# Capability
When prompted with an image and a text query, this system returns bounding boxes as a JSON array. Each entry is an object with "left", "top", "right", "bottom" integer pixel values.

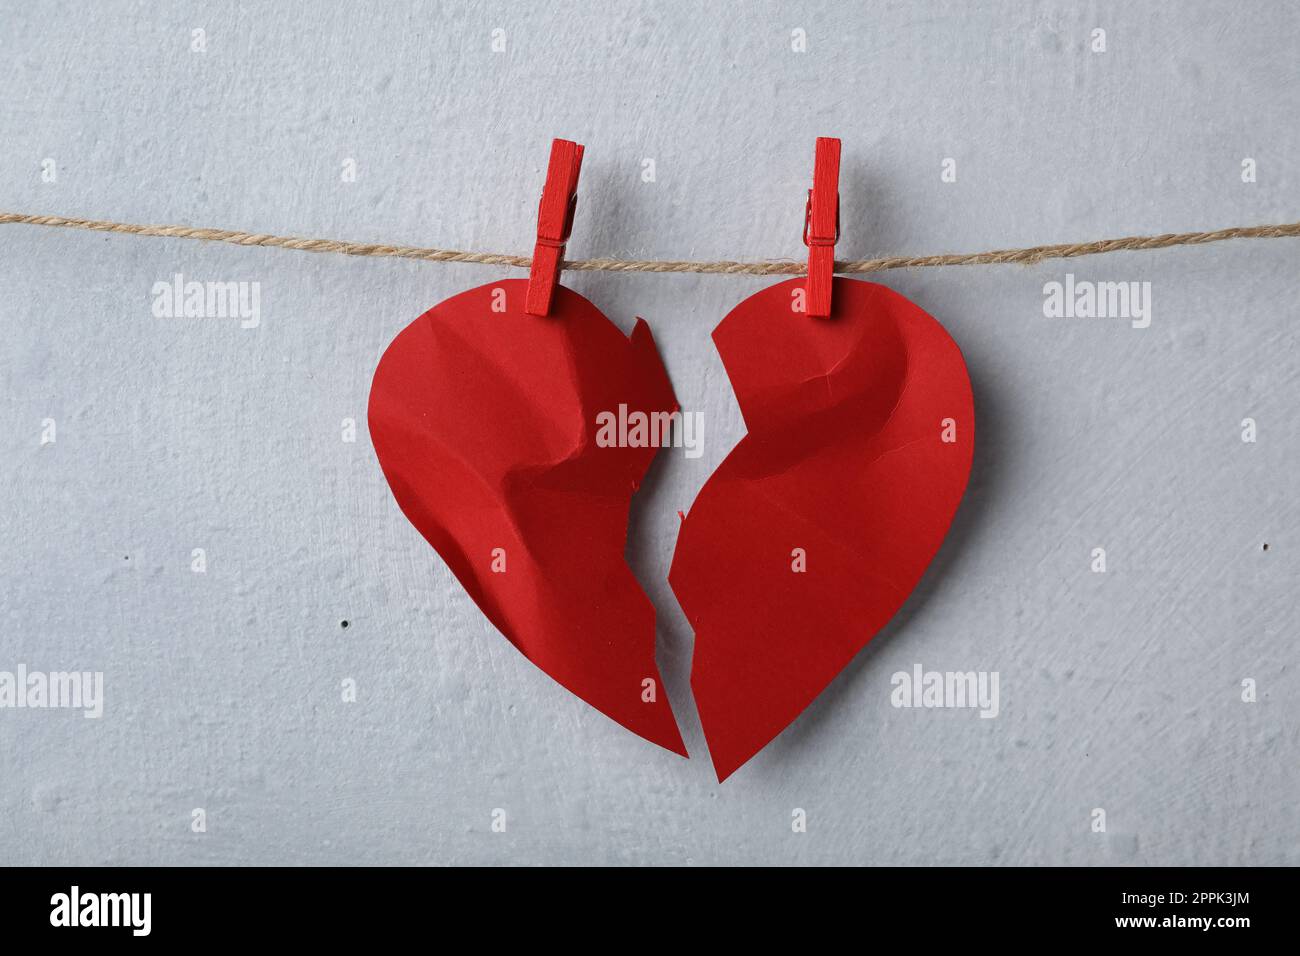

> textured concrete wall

[{"left": 0, "top": 0, "right": 1295, "bottom": 865}]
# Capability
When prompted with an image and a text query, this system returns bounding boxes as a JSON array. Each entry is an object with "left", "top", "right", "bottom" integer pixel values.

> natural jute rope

[{"left": 2, "top": 212, "right": 1297, "bottom": 275}]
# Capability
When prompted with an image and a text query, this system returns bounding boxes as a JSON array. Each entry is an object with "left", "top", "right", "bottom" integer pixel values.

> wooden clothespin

[
  {"left": 525, "top": 139, "right": 584, "bottom": 316},
  {"left": 803, "top": 137, "right": 841, "bottom": 318}
]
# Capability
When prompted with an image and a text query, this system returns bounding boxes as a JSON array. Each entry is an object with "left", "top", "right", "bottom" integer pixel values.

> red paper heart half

[
  {"left": 369, "top": 278, "right": 687, "bottom": 757},
  {"left": 669, "top": 277, "right": 974, "bottom": 781}
]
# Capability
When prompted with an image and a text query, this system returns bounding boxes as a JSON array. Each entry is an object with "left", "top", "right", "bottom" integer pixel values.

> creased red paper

[
  {"left": 669, "top": 277, "right": 974, "bottom": 780},
  {"left": 369, "top": 278, "right": 687, "bottom": 757}
]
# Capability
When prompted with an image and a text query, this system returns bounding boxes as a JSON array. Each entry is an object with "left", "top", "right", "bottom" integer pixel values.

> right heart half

[{"left": 669, "top": 276, "right": 975, "bottom": 781}]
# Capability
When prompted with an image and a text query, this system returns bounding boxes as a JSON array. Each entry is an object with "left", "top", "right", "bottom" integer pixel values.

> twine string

[{"left": 2, "top": 212, "right": 1297, "bottom": 276}]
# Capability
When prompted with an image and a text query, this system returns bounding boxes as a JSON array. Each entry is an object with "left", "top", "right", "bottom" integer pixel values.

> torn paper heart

[
  {"left": 669, "top": 277, "right": 974, "bottom": 781},
  {"left": 369, "top": 278, "right": 687, "bottom": 757}
]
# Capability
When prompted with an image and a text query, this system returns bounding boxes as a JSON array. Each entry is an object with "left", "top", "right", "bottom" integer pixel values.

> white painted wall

[{"left": 0, "top": 0, "right": 1295, "bottom": 864}]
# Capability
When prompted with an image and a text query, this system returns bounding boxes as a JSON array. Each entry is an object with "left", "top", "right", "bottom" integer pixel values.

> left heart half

[{"left": 369, "top": 277, "right": 688, "bottom": 757}]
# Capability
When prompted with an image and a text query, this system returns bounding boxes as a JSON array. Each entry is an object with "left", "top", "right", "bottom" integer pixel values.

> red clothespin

[
  {"left": 525, "top": 138, "right": 584, "bottom": 316},
  {"left": 803, "top": 137, "right": 841, "bottom": 318}
]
